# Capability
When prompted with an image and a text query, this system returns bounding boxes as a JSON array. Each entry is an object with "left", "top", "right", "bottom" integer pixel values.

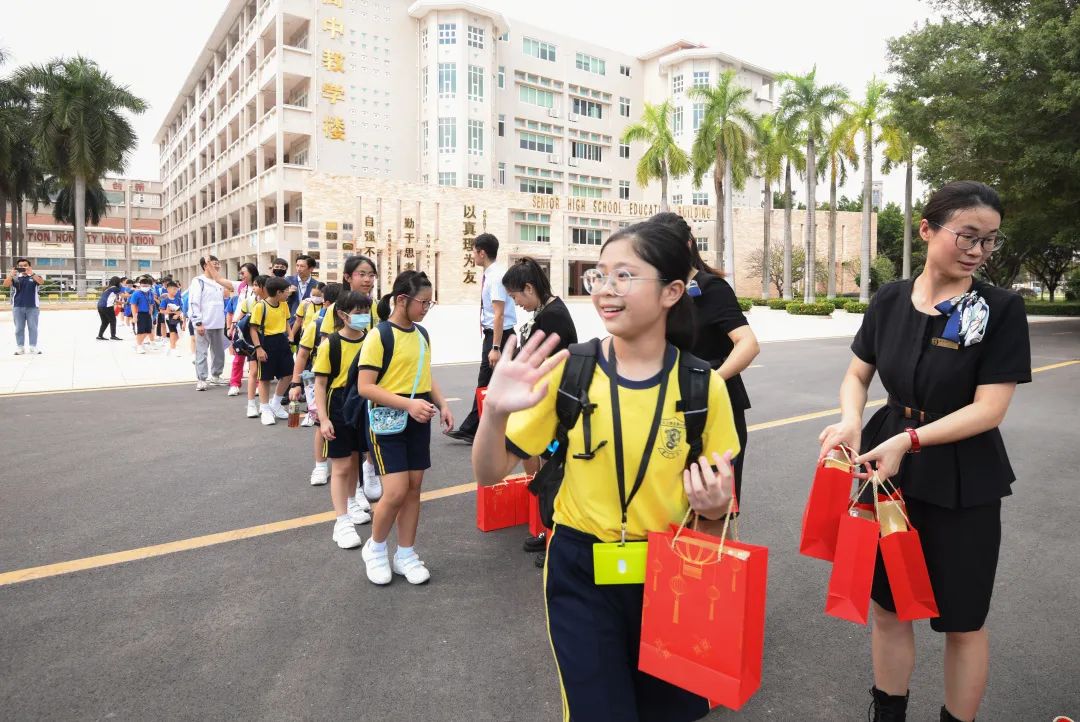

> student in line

[
  {"left": 290, "top": 283, "right": 343, "bottom": 486},
  {"left": 129, "top": 277, "right": 156, "bottom": 354},
  {"left": 239, "top": 275, "right": 269, "bottom": 418},
  {"left": 118, "top": 277, "right": 133, "bottom": 332},
  {"left": 248, "top": 276, "right": 295, "bottom": 425},
  {"left": 472, "top": 221, "right": 740, "bottom": 722},
  {"left": 357, "top": 271, "right": 454, "bottom": 586},
  {"left": 501, "top": 256, "right": 579, "bottom": 565},
  {"left": 289, "top": 281, "right": 326, "bottom": 348},
  {"left": 314, "top": 290, "right": 376, "bottom": 549},
  {"left": 95, "top": 276, "right": 123, "bottom": 341},
  {"left": 228, "top": 263, "right": 260, "bottom": 396},
  {"left": 161, "top": 281, "right": 184, "bottom": 356}
]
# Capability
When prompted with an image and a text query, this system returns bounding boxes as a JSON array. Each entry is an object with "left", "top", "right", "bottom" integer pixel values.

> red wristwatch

[{"left": 905, "top": 427, "right": 921, "bottom": 454}]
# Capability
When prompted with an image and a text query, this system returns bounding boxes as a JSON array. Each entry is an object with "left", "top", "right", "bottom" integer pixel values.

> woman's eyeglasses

[
  {"left": 930, "top": 222, "right": 1006, "bottom": 252},
  {"left": 582, "top": 268, "right": 667, "bottom": 297}
]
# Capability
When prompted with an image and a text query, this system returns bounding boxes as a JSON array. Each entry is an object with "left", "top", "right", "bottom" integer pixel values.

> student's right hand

[
  {"left": 196, "top": 326, "right": 206, "bottom": 337},
  {"left": 256, "top": 347, "right": 267, "bottom": 362},
  {"left": 407, "top": 398, "right": 436, "bottom": 423},
  {"left": 483, "top": 332, "right": 568, "bottom": 416},
  {"left": 321, "top": 419, "right": 336, "bottom": 440},
  {"left": 289, "top": 386, "right": 303, "bottom": 402},
  {"left": 817, "top": 421, "right": 861, "bottom": 463}
]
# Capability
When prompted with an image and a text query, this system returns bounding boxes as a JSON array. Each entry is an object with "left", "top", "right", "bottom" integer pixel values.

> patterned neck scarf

[{"left": 934, "top": 289, "right": 989, "bottom": 346}]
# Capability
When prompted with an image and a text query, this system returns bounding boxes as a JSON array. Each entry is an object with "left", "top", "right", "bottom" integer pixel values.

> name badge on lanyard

[{"left": 593, "top": 341, "right": 669, "bottom": 585}]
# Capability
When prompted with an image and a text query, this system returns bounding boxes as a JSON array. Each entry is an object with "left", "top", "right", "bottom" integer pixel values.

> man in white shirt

[
  {"left": 188, "top": 254, "right": 235, "bottom": 391},
  {"left": 448, "top": 233, "right": 517, "bottom": 443}
]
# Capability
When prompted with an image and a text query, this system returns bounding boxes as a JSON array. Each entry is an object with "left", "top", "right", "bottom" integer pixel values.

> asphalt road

[{"left": 1, "top": 320, "right": 1077, "bottom": 721}]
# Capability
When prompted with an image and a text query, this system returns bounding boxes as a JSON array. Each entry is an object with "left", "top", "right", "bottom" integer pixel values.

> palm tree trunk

[
  {"left": 74, "top": 174, "right": 87, "bottom": 295},
  {"left": 713, "top": 161, "right": 725, "bottom": 280},
  {"left": 0, "top": 192, "right": 8, "bottom": 273},
  {"left": 902, "top": 157, "right": 913, "bottom": 279},
  {"left": 859, "top": 129, "right": 873, "bottom": 303},
  {"left": 762, "top": 180, "right": 772, "bottom": 300},
  {"left": 804, "top": 137, "right": 817, "bottom": 303},
  {"left": 660, "top": 159, "right": 669, "bottom": 213},
  {"left": 14, "top": 199, "right": 23, "bottom": 259},
  {"left": 827, "top": 162, "right": 838, "bottom": 298},
  {"left": 783, "top": 162, "right": 793, "bottom": 300},
  {"left": 722, "top": 157, "right": 735, "bottom": 293}
]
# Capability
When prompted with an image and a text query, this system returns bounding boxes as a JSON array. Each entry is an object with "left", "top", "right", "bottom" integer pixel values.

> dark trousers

[
  {"left": 458, "top": 327, "right": 516, "bottom": 436},
  {"left": 96, "top": 307, "right": 117, "bottom": 338},
  {"left": 732, "top": 407, "right": 748, "bottom": 505}
]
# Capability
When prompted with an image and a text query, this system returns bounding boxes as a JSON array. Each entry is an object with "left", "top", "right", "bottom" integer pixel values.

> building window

[
  {"left": 619, "top": 180, "right": 630, "bottom": 200},
  {"left": 575, "top": 52, "right": 606, "bottom": 75},
  {"left": 672, "top": 193, "right": 683, "bottom": 205},
  {"left": 498, "top": 114, "right": 505, "bottom": 137},
  {"left": 468, "top": 65, "right": 484, "bottom": 101},
  {"left": 421, "top": 67, "right": 428, "bottom": 100},
  {"left": 421, "top": 120, "right": 428, "bottom": 152},
  {"left": 692, "top": 103, "right": 705, "bottom": 131},
  {"left": 521, "top": 178, "right": 555, "bottom": 194},
  {"left": 696, "top": 237, "right": 709, "bottom": 252},
  {"left": 515, "top": 212, "right": 552, "bottom": 243},
  {"left": 498, "top": 161, "right": 506, "bottom": 185},
  {"left": 619, "top": 143, "right": 630, "bottom": 159},
  {"left": 571, "top": 140, "right": 602, "bottom": 161},
  {"left": 519, "top": 84, "right": 555, "bottom": 108},
  {"left": 693, "top": 71, "right": 710, "bottom": 88},
  {"left": 499, "top": 31, "right": 509, "bottom": 41},
  {"left": 439, "top": 172, "right": 457, "bottom": 186},
  {"left": 523, "top": 37, "right": 556, "bottom": 62},
  {"left": 571, "top": 184, "right": 603, "bottom": 198},
  {"left": 438, "top": 117, "right": 456, "bottom": 153},
  {"left": 672, "top": 74, "right": 684, "bottom": 94},
  {"left": 519, "top": 131, "right": 554, "bottom": 154},
  {"left": 619, "top": 96, "right": 630, "bottom": 117},
  {"left": 692, "top": 192, "right": 709, "bottom": 205},
  {"left": 468, "top": 173, "right": 484, "bottom": 189},
  {"left": 438, "top": 23, "right": 456, "bottom": 45},
  {"left": 421, "top": 27, "right": 428, "bottom": 51},
  {"left": 672, "top": 107, "right": 683, "bottom": 135},
  {"left": 467, "top": 25, "right": 484, "bottom": 49},
  {"left": 571, "top": 227, "right": 604, "bottom": 245},
  {"left": 438, "top": 63, "right": 456, "bottom": 97},
  {"left": 468, "top": 120, "right": 484, "bottom": 155},
  {"left": 572, "top": 97, "right": 603, "bottom": 119},
  {"left": 498, "top": 66, "right": 505, "bottom": 89},
  {"left": 619, "top": 64, "right": 631, "bottom": 77}
]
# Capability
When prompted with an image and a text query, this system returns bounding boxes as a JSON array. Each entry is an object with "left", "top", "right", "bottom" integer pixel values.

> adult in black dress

[
  {"left": 652, "top": 212, "right": 760, "bottom": 506},
  {"left": 818, "top": 182, "right": 1031, "bottom": 722},
  {"left": 503, "top": 257, "right": 579, "bottom": 565}
]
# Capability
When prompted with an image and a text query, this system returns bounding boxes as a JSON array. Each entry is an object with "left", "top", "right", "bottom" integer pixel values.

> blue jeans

[{"left": 13, "top": 306, "right": 40, "bottom": 348}]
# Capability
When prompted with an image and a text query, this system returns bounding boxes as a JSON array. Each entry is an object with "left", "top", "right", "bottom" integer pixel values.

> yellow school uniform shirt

[
  {"left": 295, "top": 299, "right": 321, "bottom": 330},
  {"left": 358, "top": 322, "right": 432, "bottom": 395},
  {"left": 506, "top": 345, "right": 741, "bottom": 543},
  {"left": 319, "top": 302, "right": 337, "bottom": 336},
  {"left": 298, "top": 317, "right": 320, "bottom": 351},
  {"left": 250, "top": 299, "right": 289, "bottom": 336},
  {"left": 312, "top": 333, "right": 365, "bottom": 389}
]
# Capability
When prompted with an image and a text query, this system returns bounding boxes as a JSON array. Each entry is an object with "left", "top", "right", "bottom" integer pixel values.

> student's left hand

[
  {"left": 439, "top": 404, "right": 454, "bottom": 433},
  {"left": 321, "top": 419, "right": 336, "bottom": 441},
  {"left": 683, "top": 451, "right": 735, "bottom": 519},
  {"left": 853, "top": 433, "right": 912, "bottom": 482}
]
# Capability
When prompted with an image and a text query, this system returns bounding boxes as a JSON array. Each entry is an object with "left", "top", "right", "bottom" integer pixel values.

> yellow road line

[{"left": 1, "top": 358, "right": 1075, "bottom": 587}]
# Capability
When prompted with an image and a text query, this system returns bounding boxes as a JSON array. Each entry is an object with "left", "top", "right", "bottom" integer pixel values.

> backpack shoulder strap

[
  {"left": 675, "top": 349, "right": 712, "bottom": 466},
  {"left": 328, "top": 332, "right": 343, "bottom": 382},
  {"left": 415, "top": 323, "right": 430, "bottom": 344},
  {"left": 375, "top": 321, "right": 396, "bottom": 383},
  {"left": 556, "top": 339, "right": 605, "bottom": 460}
]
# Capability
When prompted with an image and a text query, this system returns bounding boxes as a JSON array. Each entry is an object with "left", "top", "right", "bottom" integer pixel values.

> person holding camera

[
  {"left": 4, "top": 258, "right": 44, "bottom": 355},
  {"left": 187, "top": 254, "right": 235, "bottom": 391}
]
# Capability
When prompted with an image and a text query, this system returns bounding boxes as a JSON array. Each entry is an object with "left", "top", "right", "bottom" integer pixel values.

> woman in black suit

[{"left": 819, "top": 181, "right": 1031, "bottom": 722}]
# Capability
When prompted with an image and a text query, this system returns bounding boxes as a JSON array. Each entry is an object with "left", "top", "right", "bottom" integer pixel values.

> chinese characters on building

[
  {"left": 462, "top": 204, "right": 477, "bottom": 284},
  {"left": 320, "top": 0, "right": 346, "bottom": 141}
]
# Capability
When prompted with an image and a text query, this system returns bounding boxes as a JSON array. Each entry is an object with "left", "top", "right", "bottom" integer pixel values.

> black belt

[{"left": 886, "top": 397, "right": 944, "bottom": 424}]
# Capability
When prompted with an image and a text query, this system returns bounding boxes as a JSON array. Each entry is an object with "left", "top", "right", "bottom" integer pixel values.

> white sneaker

[
  {"left": 165, "top": 348, "right": 173, "bottom": 357},
  {"left": 271, "top": 403, "right": 289, "bottom": 420},
  {"left": 309, "top": 464, "right": 329, "bottom": 486},
  {"left": 362, "top": 539, "right": 392, "bottom": 585},
  {"left": 333, "top": 517, "right": 362, "bottom": 549},
  {"left": 227, "top": 386, "right": 240, "bottom": 396},
  {"left": 246, "top": 399, "right": 259, "bottom": 418},
  {"left": 260, "top": 407, "right": 276, "bottom": 425},
  {"left": 300, "top": 415, "right": 315, "bottom": 427},
  {"left": 29, "top": 346, "right": 41, "bottom": 354},
  {"left": 209, "top": 376, "right": 227, "bottom": 386},
  {"left": 196, "top": 380, "right": 208, "bottom": 391},
  {"left": 347, "top": 497, "right": 372, "bottom": 525},
  {"left": 362, "top": 460, "right": 383, "bottom": 502},
  {"left": 137, "top": 346, "right": 146, "bottom": 355},
  {"left": 392, "top": 550, "right": 431, "bottom": 585},
  {"left": 349, "top": 491, "right": 372, "bottom": 513},
  {"left": 13, "top": 348, "right": 24, "bottom": 355}
]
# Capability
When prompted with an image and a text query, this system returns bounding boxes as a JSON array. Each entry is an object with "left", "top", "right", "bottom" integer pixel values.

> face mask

[
  {"left": 272, "top": 268, "right": 287, "bottom": 277},
  {"left": 347, "top": 313, "right": 371, "bottom": 330},
  {"left": 140, "top": 285, "right": 151, "bottom": 291},
  {"left": 310, "top": 296, "right": 324, "bottom": 304}
]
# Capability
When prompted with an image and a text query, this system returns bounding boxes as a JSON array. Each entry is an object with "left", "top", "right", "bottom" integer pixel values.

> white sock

[
  {"left": 315, "top": 460, "right": 329, "bottom": 471},
  {"left": 260, "top": 403, "right": 272, "bottom": 412},
  {"left": 395, "top": 545, "right": 414, "bottom": 559},
  {"left": 363, "top": 459, "right": 376, "bottom": 477},
  {"left": 336, "top": 514, "right": 350, "bottom": 524},
  {"left": 370, "top": 539, "right": 387, "bottom": 553}
]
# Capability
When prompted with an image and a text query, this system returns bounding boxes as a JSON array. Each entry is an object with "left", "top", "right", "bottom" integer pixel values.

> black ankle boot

[
  {"left": 868, "top": 687, "right": 908, "bottom": 721},
  {"left": 940, "top": 705, "right": 971, "bottom": 722}
]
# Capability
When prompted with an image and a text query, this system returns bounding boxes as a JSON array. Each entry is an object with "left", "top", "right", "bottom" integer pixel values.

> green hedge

[
  {"left": 737, "top": 299, "right": 753, "bottom": 312},
  {"left": 1024, "top": 302, "right": 1080, "bottom": 316},
  {"left": 751, "top": 298, "right": 769, "bottom": 306},
  {"left": 844, "top": 301, "right": 870, "bottom": 314},
  {"left": 787, "top": 302, "right": 835, "bottom": 316},
  {"left": 824, "top": 298, "right": 852, "bottom": 310},
  {"left": 767, "top": 298, "right": 793, "bottom": 310}
]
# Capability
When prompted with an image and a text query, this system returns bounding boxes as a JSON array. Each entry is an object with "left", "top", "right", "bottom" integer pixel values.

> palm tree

[
  {"left": 819, "top": 117, "right": 859, "bottom": 297},
  {"left": 847, "top": 77, "right": 888, "bottom": 302},
  {"left": 775, "top": 115, "right": 806, "bottom": 300},
  {"left": 753, "top": 113, "right": 785, "bottom": 299},
  {"left": 44, "top": 176, "right": 109, "bottom": 226},
  {"left": 690, "top": 69, "right": 756, "bottom": 288},
  {"left": 777, "top": 67, "right": 848, "bottom": 302},
  {"left": 880, "top": 114, "right": 918, "bottom": 279},
  {"left": 16, "top": 56, "right": 146, "bottom": 295},
  {"left": 620, "top": 100, "right": 691, "bottom": 213}
]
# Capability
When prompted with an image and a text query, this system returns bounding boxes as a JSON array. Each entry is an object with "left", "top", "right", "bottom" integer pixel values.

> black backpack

[
  {"left": 527, "top": 338, "right": 712, "bottom": 528},
  {"left": 337, "top": 321, "right": 430, "bottom": 429}
]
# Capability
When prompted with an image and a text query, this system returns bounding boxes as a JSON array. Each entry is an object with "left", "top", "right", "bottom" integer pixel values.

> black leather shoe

[
  {"left": 446, "top": 429, "right": 475, "bottom": 444},
  {"left": 523, "top": 533, "right": 546, "bottom": 553},
  {"left": 869, "top": 687, "right": 908, "bottom": 721},
  {"left": 939, "top": 706, "right": 969, "bottom": 722}
]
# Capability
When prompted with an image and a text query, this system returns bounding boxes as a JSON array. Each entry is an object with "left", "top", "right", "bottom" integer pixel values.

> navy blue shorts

[
  {"left": 544, "top": 525, "right": 711, "bottom": 722},
  {"left": 366, "top": 395, "right": 432, "bottom": 475},
  {"left": 257, "top": 333, "right": 294, "bottom": 381},
  {"left": 323, "top": 390, "right": 368, "bottom": 459},
  {"left": 136, "top": 312, "right": 153, "bottom": 335}
]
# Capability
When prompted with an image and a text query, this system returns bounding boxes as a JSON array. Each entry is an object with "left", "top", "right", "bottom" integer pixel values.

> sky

[{"left": 1, "top": 0, "right": 938, "bottom": 206}]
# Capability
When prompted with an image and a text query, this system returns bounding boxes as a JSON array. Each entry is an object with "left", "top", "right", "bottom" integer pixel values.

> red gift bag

[
  {"left": 527, "top": 493, "right": 550, "bottom": 539},
  {"left": 799, "top": 447, "right": 857, "bottom": 561},
  {"left": 640, "top": 519, "right": 768, "bottom": 710},
  {"left": 825, "top": 508, "right": 880, "bottom": 624},
  {"left": 476, "top": 387, "right": 488, "bottom": 417},
  {"left": 476, "top": 474, "right": 531, "bottom": 532},
  {"left": 875, "top": 478, "right": 938, "bottom": 621}
]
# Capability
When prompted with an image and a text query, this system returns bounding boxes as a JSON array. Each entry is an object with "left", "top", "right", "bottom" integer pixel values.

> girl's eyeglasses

[
  {"left": 582, "top": 268, "right": 667, "bottom": 297},
  {"left": 407, "top": 296, "right": 436, "bottom": 310}
]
